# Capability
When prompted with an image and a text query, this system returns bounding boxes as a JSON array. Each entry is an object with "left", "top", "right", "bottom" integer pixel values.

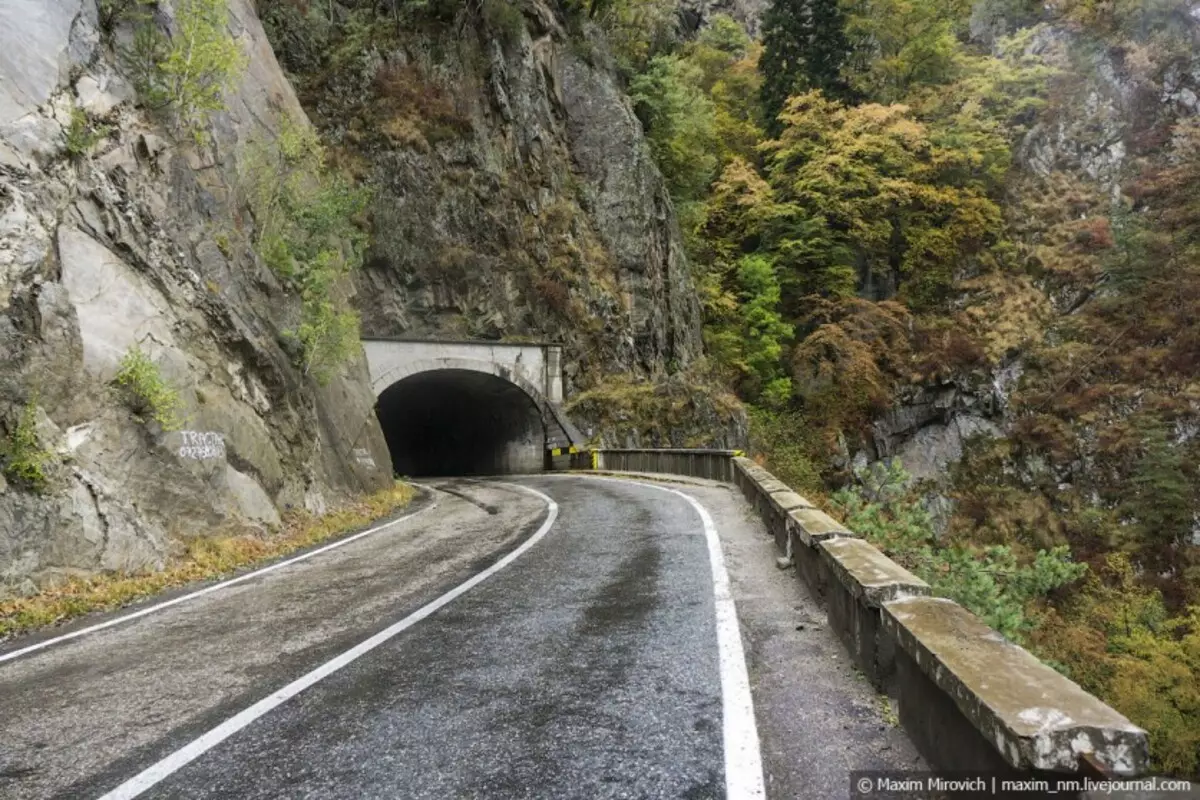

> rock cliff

[
  {"left": 260, "top": 0, "right": 705, "bottom": 396},
  {"left": 0, "top": 0, "right": 394, "bottom": 594}
]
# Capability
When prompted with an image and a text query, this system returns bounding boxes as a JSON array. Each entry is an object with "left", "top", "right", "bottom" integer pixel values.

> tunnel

[{"left": 374, "top": 368, "right": 546, "bottom": 477}]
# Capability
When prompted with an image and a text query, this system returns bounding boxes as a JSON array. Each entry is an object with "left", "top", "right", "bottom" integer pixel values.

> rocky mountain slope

[
  {"left": 264, "top": 1, "right": 703, "bottom": 389},
  {"left": 257, "top": 0, "right": 744, "bottom": 447},
  {"left": 0, "top": 0, "right": 400, "bottom": 594}
]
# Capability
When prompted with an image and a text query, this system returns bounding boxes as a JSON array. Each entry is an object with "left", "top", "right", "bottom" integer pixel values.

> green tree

[
  {"left": 761, "top": 0, "right": 812, "bottom": 136},
  {"left": 759, "top": 0, "right": 853, "bottom": 135},
  {"left": 687, "top": 14, "right": 752, "bottom": 92},
  {"left": 761, "top": 91, "right": 1004, "bottom": 310},
  {"left": 244, "top": 121, "right": 372, "bottom": 383},
  {"left": 125, "top": 0, "right": 247, "bottom": 143},
  {"left": 629, "top": 55, "right": 720, "bottom": 206},
  {"left": 697, "top": 13, "right": 751, "bottom": 58},
  {"left": 705, "top": 255, "right": 794, "bottom": 406},
  {"left": 841, "top": 0, "right": 968, "bottom": 103},
  {"left": 592, "top": 0, "right": 678, "bottom": 74},
  {"left": 1122, "top": 419, "right": 1196, "bottom": 551}
]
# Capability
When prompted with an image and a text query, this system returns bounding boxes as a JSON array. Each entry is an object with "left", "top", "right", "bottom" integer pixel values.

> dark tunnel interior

[{"left": 375, "top": 369, "right": 546, "bottom": 477}]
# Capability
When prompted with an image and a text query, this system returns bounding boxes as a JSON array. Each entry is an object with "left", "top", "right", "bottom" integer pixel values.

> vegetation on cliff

[
  {"left": 113, "top": 0, "right": 248, "bottom": 142},
  {"left": 618, "top": 0, "right": 1200, "bottom": 775},
  {"left": 0, "top": 398, "right": 56, "bottom": 493},
  {"left": 113, "top": 346, "right": 186, "bottom": 431},
  {"left": 243, "top": 121, "right": 372, "bottom": 384}
]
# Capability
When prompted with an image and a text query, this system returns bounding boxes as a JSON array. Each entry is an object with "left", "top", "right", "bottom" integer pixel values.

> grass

[
  {"left": 1, "top": 396, "right": 56, "bottom": 492},
  {"left": 113, "top": 345, "right": 185, "bottom": 431},
  {"left": 64, "top": 107, "right": 112, "bottom": 159},
  {"left": 877, "top": 693, "right": 900, "bottom": 727},
  {"left": 0, "top": 481, "right": 416, "bottom": 642}
]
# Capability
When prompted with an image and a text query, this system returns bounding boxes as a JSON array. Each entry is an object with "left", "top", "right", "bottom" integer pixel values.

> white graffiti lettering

[
  {"left": 352, "top": 447, "right": 376, "bottom": 469},
  {"left": 177, "top": 431, "right": 226, "bottom": 460}
]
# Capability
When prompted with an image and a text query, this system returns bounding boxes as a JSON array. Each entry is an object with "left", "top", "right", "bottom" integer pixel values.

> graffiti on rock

[{"left": 178, "top": 431, "right": 225, "bottom": 460}]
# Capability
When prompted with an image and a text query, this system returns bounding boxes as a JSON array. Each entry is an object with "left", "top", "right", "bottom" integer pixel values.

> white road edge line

[
  {"left": 96, "top": 483, "right": 558, "bottom": 800},
  {"left": 547, "top": 474, "right": 767, "bottom": 800},
  {"left": 0, "top": 497, "right": 440, "bottom": 666}
]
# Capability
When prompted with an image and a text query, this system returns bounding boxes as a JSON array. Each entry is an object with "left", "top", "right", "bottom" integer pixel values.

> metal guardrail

[{"left": 587, "top": 449, "right": 744, "bottom": 483}]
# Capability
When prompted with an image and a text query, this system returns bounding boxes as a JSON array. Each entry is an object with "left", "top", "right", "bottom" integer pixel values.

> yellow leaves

[
  {"left": 789, "top": 298, "right": 913, "bottom": 431},
  {"left": 702, "top": 157, "right": 777, "bottom": 252},
  {"left": 955, "top": 271, "right": 1053, "bottom": 362},
  {"left": 1035, "top": 556, "right": 1200, "bottom": 776},
  {"left": 760, "top": 89, "right": 1007, "bottom": 307}
]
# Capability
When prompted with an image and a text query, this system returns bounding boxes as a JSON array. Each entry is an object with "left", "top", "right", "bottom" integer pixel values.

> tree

[
  {"left": 761, "top": 91, "right": 1004, "bottom": 310},
  {"left": 687, "top": 13, "right": 752, "bottom": 92},
  {"left": 592, "top": 0, "right": 678, "bottom": 74},
  {"left": 760, "top": 0, "right": 811, "bottom": 136},
  {"left": 759, "top": 0, "right": 853, "bottom": 135},
  {"left": 243, "top": 121, "right": 372, "bottom": 383},
  {"left": 1123, "top": 419, "right": 1196, "bottom": 553},
  {"left": 125, "top": 0, "right": 247, "bottom": 143},
  {"left": 841, "top": 0, "right": 968, "bottom": 103},
  {"left": 704, "top": 255, "right": 794, "bottom": 406},
  {"left": 629, "top": 55, "right": 719, "bottom": 205},
  {"left": 806, "top": 0, "right": 854, "bottom": 100}
]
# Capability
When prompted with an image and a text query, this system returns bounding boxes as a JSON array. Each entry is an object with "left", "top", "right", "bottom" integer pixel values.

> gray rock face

[
  {"left": 679, "top": 0, "right": 768, "bottom": 36},
  {"left": 892, "top": 415, "right": 1001, "bottom": 483},
  {"left": 293, "top": 6, "right": 706, "bottom": 397},
  {"left": 0, "top": 0, "right": 392, "bottom": 593},
  {"left": 1015, "top": 18, "right": 1200, "bottom": 193},
  {"left": 557, "top": 51, "right": 703, "bottom": 378},
  {"left": 0, "top": 0, "right": 91, "bottom": 128}
]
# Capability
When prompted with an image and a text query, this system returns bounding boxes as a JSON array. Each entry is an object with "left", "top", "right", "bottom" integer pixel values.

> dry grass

[{"left": 0, "top": 482, "right": 416, "bottom": 642}]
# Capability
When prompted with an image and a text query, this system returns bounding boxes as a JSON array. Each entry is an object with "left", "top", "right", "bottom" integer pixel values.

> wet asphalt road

[
  {"left": 0, "top": 475, "right": 918, "bottom": 800},
  {"left": 133, "top": 477, "right": 725, "bottom": 799}
]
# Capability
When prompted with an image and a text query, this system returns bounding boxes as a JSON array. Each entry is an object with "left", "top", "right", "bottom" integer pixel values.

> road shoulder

[{"left": 628, "top": 476, "right": 925, "bottom": 800}]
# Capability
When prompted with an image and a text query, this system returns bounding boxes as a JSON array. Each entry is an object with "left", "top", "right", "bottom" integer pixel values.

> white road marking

[
  {"left": 97, "top": 483, "right": 559, "bottom": 800},
  {"left": 546, "top": 474, "right": 767, "bottom": 800},
  {"left": 0, "top": 498, "right": 439, "bottom": 665}
]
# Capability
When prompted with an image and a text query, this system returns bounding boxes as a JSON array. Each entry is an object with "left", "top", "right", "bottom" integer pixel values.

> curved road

[{"left": 0, "top": 476, "right": 918, "bottom": 800}]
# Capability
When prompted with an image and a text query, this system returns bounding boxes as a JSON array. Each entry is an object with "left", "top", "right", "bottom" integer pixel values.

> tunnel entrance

[{"left": 375, "top": 369, "right": 546, "bottom": 477}]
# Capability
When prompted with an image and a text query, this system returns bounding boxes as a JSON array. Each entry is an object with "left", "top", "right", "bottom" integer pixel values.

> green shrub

[
  {"left": 629, "top": 54, "right": 719, "bottom": 204},
  {"left": 590, "top": 0, "right": 678, "bottom": 74},
  {"left": 123, "top": 0, "right": 247, "bottom": 144},
  {"left": 831, "top": 459, "right": 1087, "bottom": 642},
  {"left": 64, "top": 108, "right": 112, "bottom": 159},
  {"left": 113, "top": 346, "right": 185, "bottom": 430},
  {"left": 98, "top": 0, "right": 154, "bottom": 32},
  {"left": 1, "top": 397, "right": 55, "bottom": 492},
  {"left": 746, "top": 406, "right": 825, "bottom": 496},
  {"left": 1033, "top": 555, "right": 1200, "bottom": 777},
  {"left": 482, "top": 0, "right": 525, "bottom": 45},
  {"left": 243, "top": 120, "right": 371, "bottom": 384}
]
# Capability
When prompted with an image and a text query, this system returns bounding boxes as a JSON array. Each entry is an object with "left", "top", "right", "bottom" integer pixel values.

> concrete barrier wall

[{"left": 583, "top": 449, "right": 1152, "bottom": 780}]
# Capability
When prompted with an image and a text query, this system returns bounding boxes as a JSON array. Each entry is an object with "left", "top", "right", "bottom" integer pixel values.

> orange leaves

[{"left": 789, "top": 298, "right": 912, "bottom": 428}]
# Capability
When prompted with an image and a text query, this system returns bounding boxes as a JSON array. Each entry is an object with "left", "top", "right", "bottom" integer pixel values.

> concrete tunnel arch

[{"left": 371, "top": 357, "right": 549, "bottom": 477}]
